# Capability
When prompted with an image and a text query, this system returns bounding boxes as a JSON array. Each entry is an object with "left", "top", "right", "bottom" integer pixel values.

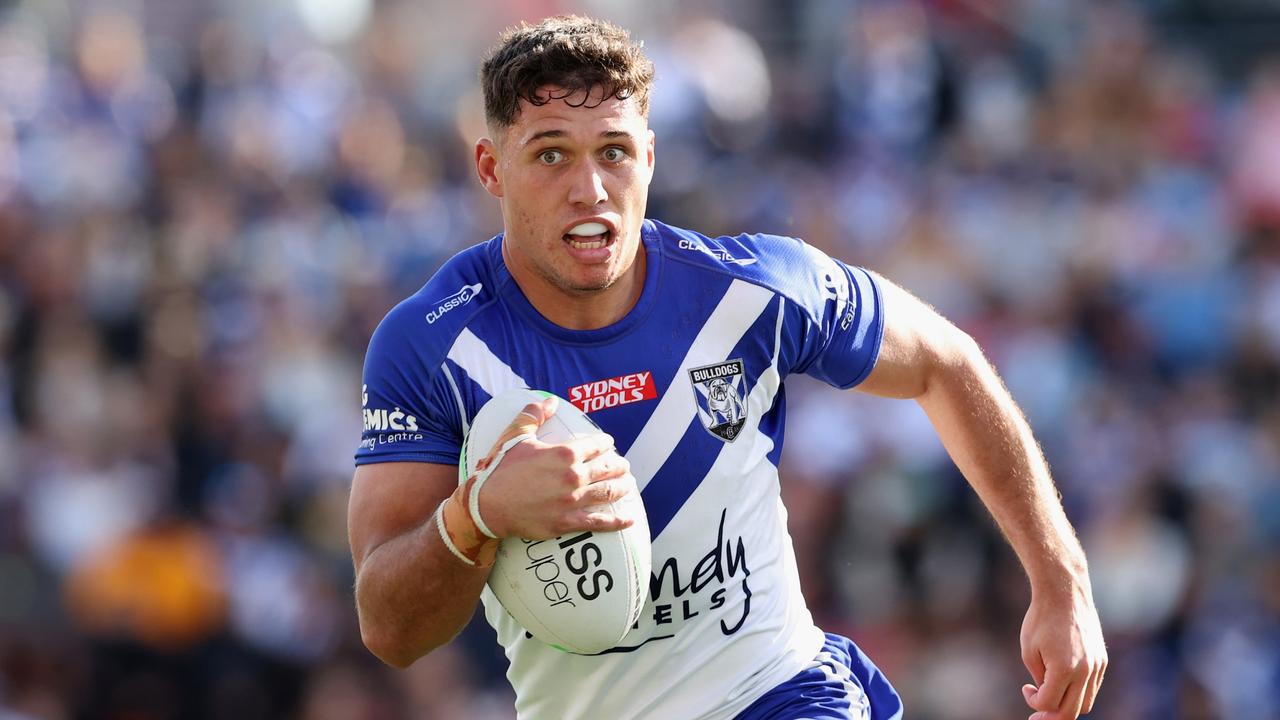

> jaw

[{"left": 503, "top": 225, "right": 648, "bottom": 329}]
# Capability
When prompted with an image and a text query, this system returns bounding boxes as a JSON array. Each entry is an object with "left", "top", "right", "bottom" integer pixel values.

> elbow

[
  {"left": 356, "top": 600, "right": 443, "bottom": 668},
  {"left": 945, "top": 325, "right": 986, "bottom": 369},
  {"left": 360, "top": 624, "right": 432, "bottom": 669},
  {"left": 920, "top": 324, "right": 985, "bottom": 393}
]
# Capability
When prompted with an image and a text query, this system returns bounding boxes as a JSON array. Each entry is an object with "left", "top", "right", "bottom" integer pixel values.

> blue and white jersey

[{"left": 357, "top": 219, "right": 885, "bottom": 720}]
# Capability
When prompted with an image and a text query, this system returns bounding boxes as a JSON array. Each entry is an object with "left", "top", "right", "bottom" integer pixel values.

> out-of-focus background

[{"left": 0, "top": 0, "right": 1276, "bottom": 718}]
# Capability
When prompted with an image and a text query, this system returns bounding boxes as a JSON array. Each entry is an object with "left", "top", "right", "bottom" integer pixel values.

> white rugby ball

[{"left": 461, "top": 387, "right": 651, "bottom": 654}]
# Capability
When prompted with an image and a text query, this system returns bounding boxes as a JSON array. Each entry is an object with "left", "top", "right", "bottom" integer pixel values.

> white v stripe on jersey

[
  {"left": 446, "top": 327, "right": 529, "bottom": 397},
  {"left": 669, "top": 297, "right": 787, "bottom": 527},
  {"left": 625, "top": 280, "right": 774, "bottom": 489},
  {"left": 441, "top": 362, "right": 470, "bottom": 437}
]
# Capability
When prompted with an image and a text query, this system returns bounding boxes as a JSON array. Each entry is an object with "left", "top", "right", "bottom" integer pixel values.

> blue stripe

[{"left": 642, "top": 296, "right": 784, "bottom": 540}]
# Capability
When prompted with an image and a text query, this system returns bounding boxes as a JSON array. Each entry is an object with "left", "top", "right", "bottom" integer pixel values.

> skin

[
  {"left": 475, "top": 86, "right": 656, "bottom": 330},
  {"left": 348, "top": 83, "right": 1106, "bottom": 719}
]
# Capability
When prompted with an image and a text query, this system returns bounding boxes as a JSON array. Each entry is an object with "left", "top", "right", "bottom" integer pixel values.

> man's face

[{"left": 476, "top": 87, "right": 656, "bottom": 301}]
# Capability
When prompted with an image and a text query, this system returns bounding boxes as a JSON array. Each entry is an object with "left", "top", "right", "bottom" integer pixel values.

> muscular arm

[
  {"left": 348, "top": 461, "right": 491, "bottom": 667},
  {"left": 858, "top": 274, "right": 1106, "bottom": 720},
  {"left": 348, "top": 398, "right": 636, "bottom": 669}
]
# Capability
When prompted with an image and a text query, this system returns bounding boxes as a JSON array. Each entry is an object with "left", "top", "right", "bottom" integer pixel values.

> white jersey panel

[{"left": 485, "top": 298, "right": 822, "bottom": 720}]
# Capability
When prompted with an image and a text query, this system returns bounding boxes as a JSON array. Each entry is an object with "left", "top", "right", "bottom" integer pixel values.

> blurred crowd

[{"left": 0, "top": 0, "right": 1276, "bottom": 718}]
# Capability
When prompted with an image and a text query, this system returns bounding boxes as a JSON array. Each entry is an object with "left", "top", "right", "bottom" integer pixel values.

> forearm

[
  {"left": 915, "top": 335, "right": 1088, "bottom": 592},
  {"left": 355, "top": 509, "right": 493, "bottom": 667},
  {"left": 861, "top": 277, "right": 1106, "bottom": 715}
]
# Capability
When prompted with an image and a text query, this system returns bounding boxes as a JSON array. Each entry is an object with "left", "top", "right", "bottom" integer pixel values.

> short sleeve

[
  {"left": 788, "top": 243, "right": 885, "bottom": 389},
  {"left": 355, "top": 310, "right": 464, "bottom": 466}
]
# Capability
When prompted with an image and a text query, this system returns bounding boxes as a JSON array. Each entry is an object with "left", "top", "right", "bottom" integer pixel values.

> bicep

[
  {"left": 348, "top": 461, "right": 458, "bottom": 571},
  {"left": 856, "top": 273, "right": 977, "bottom": 400}
]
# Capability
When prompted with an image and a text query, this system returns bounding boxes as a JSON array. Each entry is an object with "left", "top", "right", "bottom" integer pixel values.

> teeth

[
  {"left": 567, "top": 222, "right": 608, "bottom": 236},
  {"left": 568, "top": 238, "right": 606, "bottom": 250}
]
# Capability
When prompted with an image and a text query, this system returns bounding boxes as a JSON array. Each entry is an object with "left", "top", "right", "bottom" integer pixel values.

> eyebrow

[{"left": 521, "top": 129, "right": 633, "bottom": 147}]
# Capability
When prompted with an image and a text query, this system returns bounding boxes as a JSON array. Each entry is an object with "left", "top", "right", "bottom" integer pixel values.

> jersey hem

[
  {"left": 702, "top": 628, "right": 827, "bottom": 720},
  {"left": 834, "top": 273, "right": 886, "bottom": 390},
  {"left": 354, "top": 451, "right": 459, "bottom": 466}
]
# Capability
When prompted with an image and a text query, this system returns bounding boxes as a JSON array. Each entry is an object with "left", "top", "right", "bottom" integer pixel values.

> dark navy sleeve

[
  {"left": 785, "top": 242, "right": 886, "bottom": 389},
  {"left": 354, "top": 303, "right": 464, "bottom": 467}
]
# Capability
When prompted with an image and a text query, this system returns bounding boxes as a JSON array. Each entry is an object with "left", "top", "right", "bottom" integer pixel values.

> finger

[
  {"left": 1061, "top": 678, "right": 1086, "bottom": 719},
  {"left": 582, "top": 452, "right": 631, "bottom": 484},
  {"left": 561, "top": 431, "right": 617, "bottom": 462},
  {"left": 1027, "top": 668, "right": 1070, "bottom": 712},
  {"left": 1022, "top": 684, "right": 1037, "bottom": 708},
  {"left": 1081, "top": 660, "right": 1105, "bottom": 715},
  {"left": 575, "top": 509, "right": 635, "bottom": 533},
  {"left": 504, "top": 398, "right": 557, "bottom": 439},
  {"left": 573, "top": 478, "right": 633, "bottom": 507},
  {"left": 1029, "top": 678, "right": 1083, "bottom": 720}
]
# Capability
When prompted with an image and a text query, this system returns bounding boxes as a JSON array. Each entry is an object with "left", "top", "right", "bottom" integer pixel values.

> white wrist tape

[
  {"left": 435, "top": 502, "right": 477, "bottom": 567},
  {"left": 468, "top": 432, "right": 535, "bottom": 539}
]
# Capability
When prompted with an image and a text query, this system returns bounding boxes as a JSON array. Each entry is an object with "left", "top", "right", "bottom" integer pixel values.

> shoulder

[
  {"left": 367, "top": 239, "right": 501, "bottom": 367},
  {"left": 649, "top": 219, "right": 848, "bottom": 322}
]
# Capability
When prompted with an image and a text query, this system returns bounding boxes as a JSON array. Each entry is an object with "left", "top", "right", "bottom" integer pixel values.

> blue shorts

[{"left": 736, "top": 633, "right": 904, "bottom": 720}]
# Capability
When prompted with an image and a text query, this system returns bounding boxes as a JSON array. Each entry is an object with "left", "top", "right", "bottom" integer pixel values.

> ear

[
  {"left": 475, "top": 137, "right": 503, "bottom": 198},
  {"left": 644, "top": 128, "right": 656, "bottom": 181}
]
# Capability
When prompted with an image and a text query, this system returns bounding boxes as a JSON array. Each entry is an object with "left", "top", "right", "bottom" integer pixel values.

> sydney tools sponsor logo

[
  {"left": 567, "top": 371, "right": 657, "bottom": 413},
  {"left": 677, "top": 238, "right": 757, "bottom": 266},
  {"left": 426, "top": 282, "right": 483, "bottom": 324}
]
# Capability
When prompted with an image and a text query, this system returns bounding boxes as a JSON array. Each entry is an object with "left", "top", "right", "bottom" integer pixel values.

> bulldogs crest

[{"left": 688, "top": 359, "right": 748, "bottom": 442}]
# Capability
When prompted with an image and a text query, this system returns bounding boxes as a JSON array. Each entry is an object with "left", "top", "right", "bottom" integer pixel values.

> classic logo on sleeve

[
  {"left": 426, "top": 282, "right": 483, "bottom": 324},
  {"left": 677, "top": 238, "right": 757, "bottom": 266},
  {"left": 688, "top": 359, "right": 747, "bottom": 442}
]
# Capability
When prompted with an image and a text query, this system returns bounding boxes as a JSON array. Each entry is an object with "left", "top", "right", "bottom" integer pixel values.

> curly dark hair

[{"left": 481, "top": 15, "right": 655, "bottom": 129}]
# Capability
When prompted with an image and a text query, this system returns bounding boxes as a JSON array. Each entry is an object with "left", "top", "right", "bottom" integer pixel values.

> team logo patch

[{"left": 688, "top": 359, "right": 748, "bottom": 442}]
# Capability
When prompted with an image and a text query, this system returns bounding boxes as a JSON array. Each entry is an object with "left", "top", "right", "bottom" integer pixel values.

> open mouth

[{"left": 564, "top": 221, "right": 614, "bottom": 250}]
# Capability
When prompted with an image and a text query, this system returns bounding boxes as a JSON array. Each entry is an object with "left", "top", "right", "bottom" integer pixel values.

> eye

[
  {"left": 538, "top": 149, "right": 563, "bottom": 165},
  {"left": 602, "top": 146, "right": 626, "bottom": 163}
]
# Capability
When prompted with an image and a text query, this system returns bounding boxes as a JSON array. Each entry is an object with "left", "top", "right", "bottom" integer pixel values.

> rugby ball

[{"left": 461, "top": 388, "right": 651, "bottom": 654}]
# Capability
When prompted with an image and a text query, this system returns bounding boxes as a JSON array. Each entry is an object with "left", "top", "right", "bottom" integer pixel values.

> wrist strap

[
  {"left": 435, "top": 502, "right": 479, "bottom": 567},
  {"left": 467, "top": 432, "right": 534, "bottom": 539}
]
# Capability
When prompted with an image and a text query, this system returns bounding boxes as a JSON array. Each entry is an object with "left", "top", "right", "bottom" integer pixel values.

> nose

[{"left": 567, "top": 160, "right": 608, "bottom": 207}]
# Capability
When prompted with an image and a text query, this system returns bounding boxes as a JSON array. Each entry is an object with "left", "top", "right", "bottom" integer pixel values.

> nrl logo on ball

[{"left": 689, "top": 359, "right": 747, "bottom": 442}]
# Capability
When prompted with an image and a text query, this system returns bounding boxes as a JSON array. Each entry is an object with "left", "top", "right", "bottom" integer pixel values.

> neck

[{"left": 502, "top": 242, "right": 647, "bottom": 331}]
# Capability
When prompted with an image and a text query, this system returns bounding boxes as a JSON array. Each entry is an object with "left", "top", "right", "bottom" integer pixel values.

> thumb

[
  {"left": 481, "top": 396, "right": 558, "bottom": 463},
  {"left": 511, "top": 396, "right": 558, "bottom": 435}
]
